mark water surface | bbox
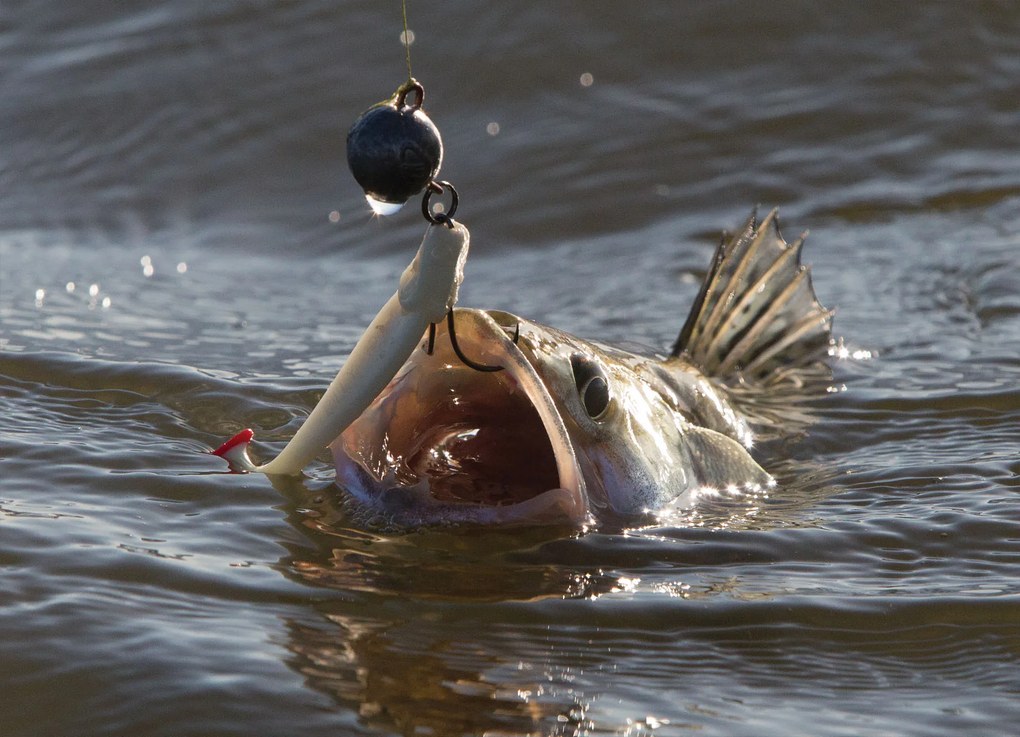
[2,2,1019,735]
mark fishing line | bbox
[401,0,413,81]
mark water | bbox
[2,1,1018,735]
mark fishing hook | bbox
[422,180,458,227]
[426,321,436,355]
[446,309,503,371]
[422,311,522,371]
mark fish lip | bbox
[331,308,589,527]
[456,308,590,522]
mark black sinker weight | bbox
[346,79,443,210]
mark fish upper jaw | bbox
[329,308,590,528]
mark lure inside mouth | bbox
[330,309,587,526]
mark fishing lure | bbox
[212,6,502,473]
[214,220,472,474]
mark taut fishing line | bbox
[401,0,413,82]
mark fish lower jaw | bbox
[333,449,587,527]
[400,484,588,527]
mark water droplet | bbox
[579,72,594,87]
[101,296,112,308]
[143,263,154,278]
[366,195,404,216]
[34,288,45,302]
[328,209,341,223]
[66,282,75,293]
[486,121,500,136]
[89,283,100,297]
[176,262,188,274]
[399,29,415,46]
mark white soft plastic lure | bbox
[214,221,471,474]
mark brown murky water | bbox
[2,2,1018,735]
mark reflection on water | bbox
[286,615,585,737]
[275,476,606,734]
[272,472,762,734]
[268,454,1006,737]
[280,597,1020,736]
[275,479,1020,736]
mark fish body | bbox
[330,209,833,527]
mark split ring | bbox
[422,180,459,226]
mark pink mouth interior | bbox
[333,340,561,508]
[401,374,561,505]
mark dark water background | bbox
[2,2,1019,735]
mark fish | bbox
[322,208,834,527]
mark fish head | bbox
[331,308,766,528]
[495,311,717,517]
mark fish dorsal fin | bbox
[671,208,833,387]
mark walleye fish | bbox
[216,209,832,527]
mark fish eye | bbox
[580,375,611,419]
[570,354,611,420]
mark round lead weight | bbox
[346,80,443,213]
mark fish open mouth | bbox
[330,309,588,526]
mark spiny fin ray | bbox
[671,208,832,387]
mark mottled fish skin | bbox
[331,209,834,528]
[490,314,776,517]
